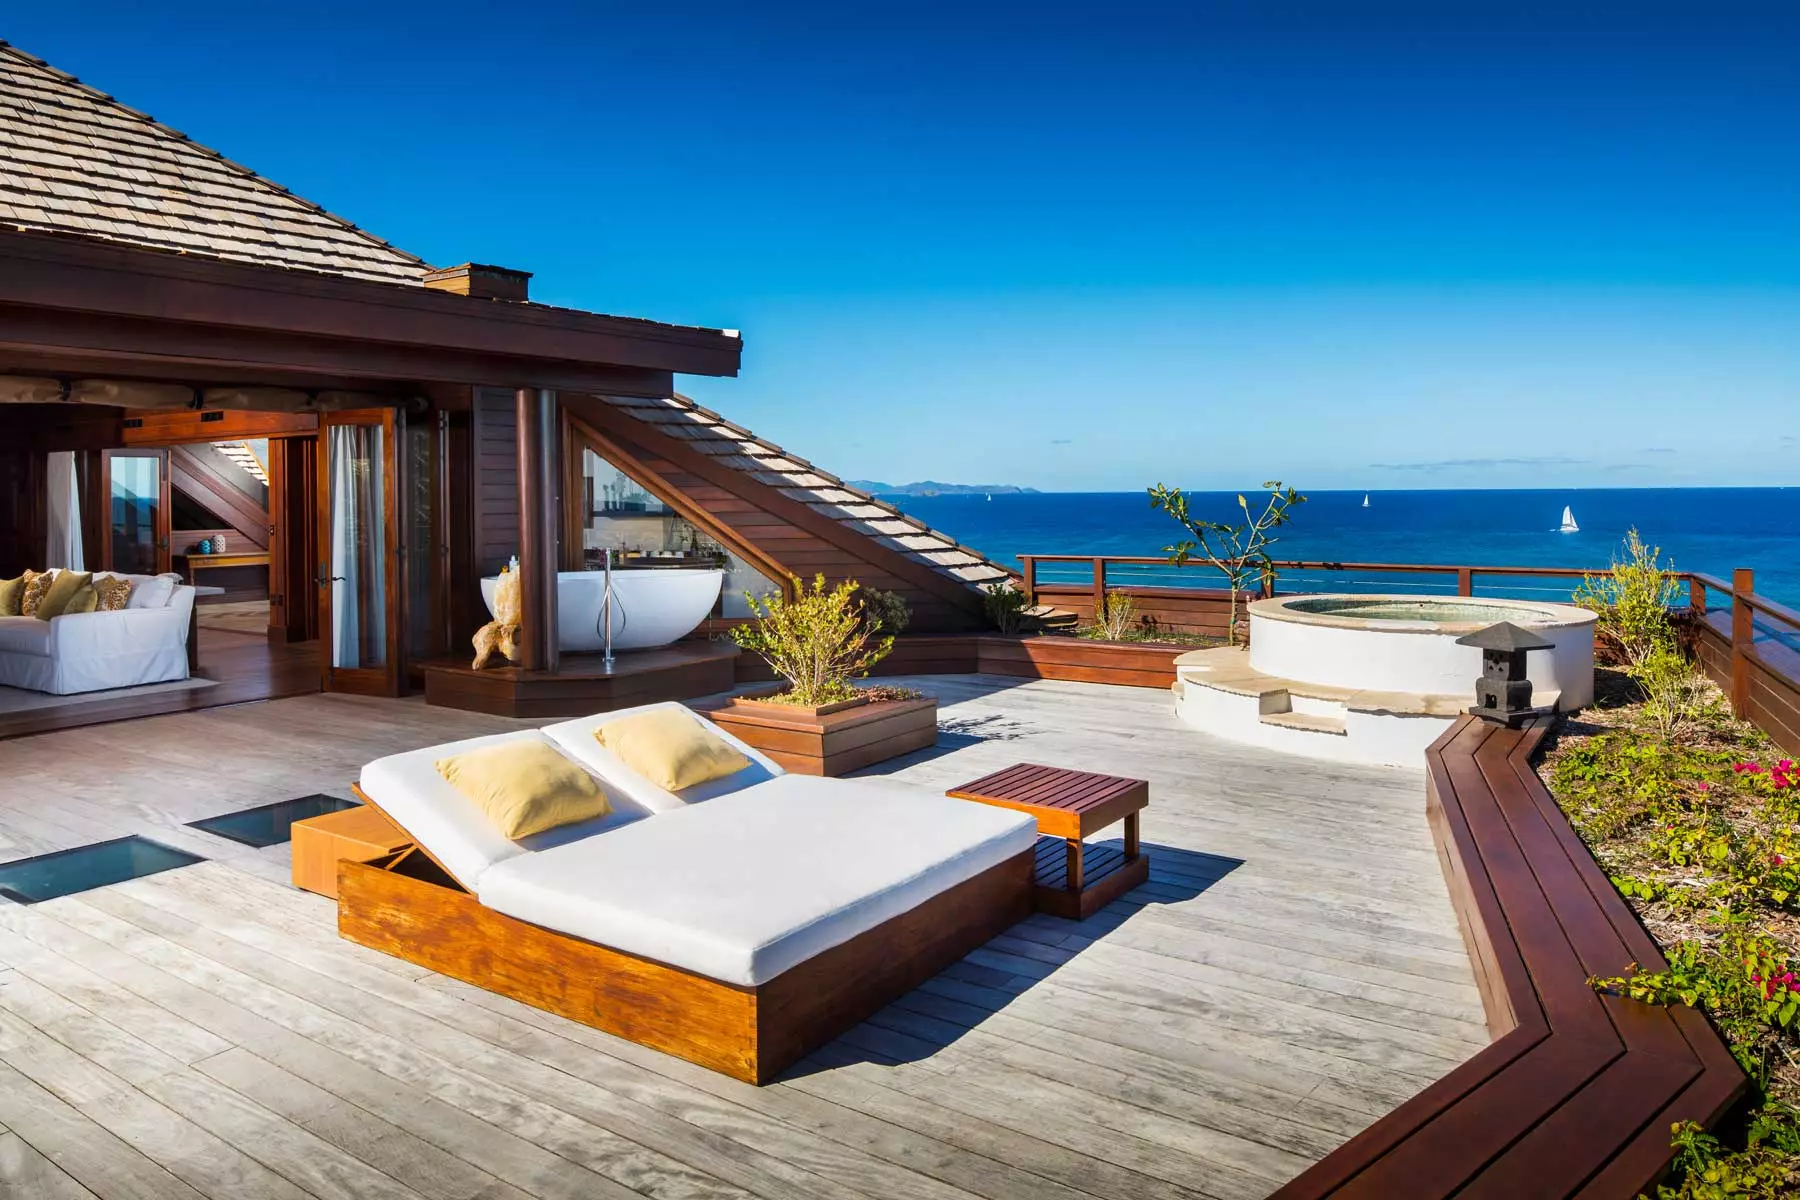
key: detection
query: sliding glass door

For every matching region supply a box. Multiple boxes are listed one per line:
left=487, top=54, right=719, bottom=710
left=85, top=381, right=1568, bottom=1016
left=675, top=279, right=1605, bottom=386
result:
left=316, top=411, right=401, bottom=695
left=103, top=449, right=170, bottom=575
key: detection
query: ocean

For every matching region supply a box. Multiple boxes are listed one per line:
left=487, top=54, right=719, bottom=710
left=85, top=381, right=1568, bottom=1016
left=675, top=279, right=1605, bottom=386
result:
left=877, top=488, right=1800, bottom=610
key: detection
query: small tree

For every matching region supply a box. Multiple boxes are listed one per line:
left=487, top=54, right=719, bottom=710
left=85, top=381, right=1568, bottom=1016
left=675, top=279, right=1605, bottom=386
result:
left=1094, top=591, right=1137, bottom=640
left=731, top=575, right=893, bottom=706
left=1148, top=481, right=1306, bottom=646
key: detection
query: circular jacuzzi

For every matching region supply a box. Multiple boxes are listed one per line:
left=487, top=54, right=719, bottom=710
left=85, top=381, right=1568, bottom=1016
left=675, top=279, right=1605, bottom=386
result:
left=1248, top=593, right=1597, bottom=708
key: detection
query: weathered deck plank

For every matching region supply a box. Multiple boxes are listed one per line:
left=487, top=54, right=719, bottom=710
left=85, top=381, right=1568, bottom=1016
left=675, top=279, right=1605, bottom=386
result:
left=0, top=675, right=1485, bottom=1199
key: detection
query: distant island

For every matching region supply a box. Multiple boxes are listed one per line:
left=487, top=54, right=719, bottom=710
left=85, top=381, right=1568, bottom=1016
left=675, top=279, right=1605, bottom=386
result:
left=848, top=480, right=1041, bottom=496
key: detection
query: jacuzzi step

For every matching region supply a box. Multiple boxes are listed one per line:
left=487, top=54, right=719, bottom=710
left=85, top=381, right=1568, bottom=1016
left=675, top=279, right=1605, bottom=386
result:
left=1259, top=710, right=1347, bottom=736
left=1174, top=647, right=1466, bottom=718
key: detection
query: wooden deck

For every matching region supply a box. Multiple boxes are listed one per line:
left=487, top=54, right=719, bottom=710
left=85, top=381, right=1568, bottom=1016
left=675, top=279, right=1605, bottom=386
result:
left=0, top=675, right=1489, bottom=1200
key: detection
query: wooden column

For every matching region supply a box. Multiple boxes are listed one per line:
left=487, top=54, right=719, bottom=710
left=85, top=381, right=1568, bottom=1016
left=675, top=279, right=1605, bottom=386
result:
left=1019, top=557, right=1036, bottom=607
left=1456, top=567, right=1474, bottom=597
left=516, top=388, right=560, bottom=673
left=1091, top=557, right=1106, bottom=616
left=1689, top=575, right=1708, bottom=617
left=1730, top=568, right=1754, bottom=719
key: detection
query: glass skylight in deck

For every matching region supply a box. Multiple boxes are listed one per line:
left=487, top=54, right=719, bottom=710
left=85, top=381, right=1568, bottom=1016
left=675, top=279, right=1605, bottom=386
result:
left=187, top=793, right=356, bottom=848
left=0, top=836, right=202, bottom=904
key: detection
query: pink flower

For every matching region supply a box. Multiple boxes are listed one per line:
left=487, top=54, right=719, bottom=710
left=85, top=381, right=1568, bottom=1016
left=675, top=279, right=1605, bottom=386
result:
left=1775, top=773, right=1792, bottom=789
left=1773, top=854, right=1787, bottom=866
left=1697, top=783, right=1713, bottom=792
left=1779, top=760, right=1794, bottom=771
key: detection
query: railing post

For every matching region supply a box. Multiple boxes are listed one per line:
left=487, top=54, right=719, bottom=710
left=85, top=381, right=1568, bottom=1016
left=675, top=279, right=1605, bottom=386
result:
left=1689, top=575, right=1706, bottom=616
left=1731, top=567, right=1754, bottom=719
left=1456, top=567, right=1473, bottom=597
left=1020, top=557, right=1036, bottom=607
left=1091, top=557, right=1106, bottom=619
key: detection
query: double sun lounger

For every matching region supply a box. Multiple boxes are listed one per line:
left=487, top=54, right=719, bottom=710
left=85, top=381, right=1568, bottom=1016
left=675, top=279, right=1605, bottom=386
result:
left=347, top=702, right=1039, bottom=1083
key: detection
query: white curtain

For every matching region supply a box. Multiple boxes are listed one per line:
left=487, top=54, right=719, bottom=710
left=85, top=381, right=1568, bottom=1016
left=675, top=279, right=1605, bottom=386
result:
left=44, top=451, right=84, bottom=571
left=328, top=426, right=385, bottom=669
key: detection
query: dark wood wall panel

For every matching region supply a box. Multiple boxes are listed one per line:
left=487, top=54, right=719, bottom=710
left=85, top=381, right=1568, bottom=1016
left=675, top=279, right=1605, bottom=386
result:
left=0, top=445, right=45, bottom=577
left=471, top=387, right=520, bottom=577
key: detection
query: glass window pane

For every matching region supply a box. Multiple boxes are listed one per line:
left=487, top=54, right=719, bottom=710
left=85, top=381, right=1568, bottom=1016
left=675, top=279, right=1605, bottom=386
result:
left=579, top=446, right=777, bottom=617
left=109, top=455, right=160, bottom=574
left=328, top=425, right=387, bottom=669
left=406, top=422, right=432, bottom=659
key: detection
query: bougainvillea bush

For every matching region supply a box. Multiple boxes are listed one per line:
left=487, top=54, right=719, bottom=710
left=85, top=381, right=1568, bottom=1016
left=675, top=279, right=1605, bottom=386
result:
left=1546, top=688, right=1800, bottom=1197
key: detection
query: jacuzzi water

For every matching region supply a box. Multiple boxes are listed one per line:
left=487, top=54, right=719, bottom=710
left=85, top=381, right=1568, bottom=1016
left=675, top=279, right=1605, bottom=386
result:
left=1284, top=597, right=1560, bottom=624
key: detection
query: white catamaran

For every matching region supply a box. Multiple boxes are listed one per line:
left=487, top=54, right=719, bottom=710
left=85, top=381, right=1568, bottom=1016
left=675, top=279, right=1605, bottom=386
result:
left=1557, top=505, right=1579, bottom=533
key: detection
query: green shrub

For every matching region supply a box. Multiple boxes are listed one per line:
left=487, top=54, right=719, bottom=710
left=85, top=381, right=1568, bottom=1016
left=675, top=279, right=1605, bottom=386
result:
left=731, top=575, right=893, bottom=706
left=1575, top=528, right=1682, bottom=671
left=861, top=588, right=911, bottom=636
left=983, top=581, right=1029, bottom=634
left=1148, top=480, right=1306, bottom=646
left=1092, top=592, right=1137, bottom=640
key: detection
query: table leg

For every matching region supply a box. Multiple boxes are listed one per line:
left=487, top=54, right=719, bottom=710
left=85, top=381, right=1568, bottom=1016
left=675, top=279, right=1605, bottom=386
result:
left=1065, top=838, right=1084, bottom=892
left=1125, top=812, right=1140, bottom=861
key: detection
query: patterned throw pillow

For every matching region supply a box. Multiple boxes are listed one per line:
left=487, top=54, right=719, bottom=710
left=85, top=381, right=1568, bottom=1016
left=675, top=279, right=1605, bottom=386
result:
left=94, top=575, right=134, bottom=612
left=19, top=570, right=53, bottom=617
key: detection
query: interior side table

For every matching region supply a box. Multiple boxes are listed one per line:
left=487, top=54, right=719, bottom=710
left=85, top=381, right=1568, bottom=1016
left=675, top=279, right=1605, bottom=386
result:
left=947, top=763, right=1150, bottom=920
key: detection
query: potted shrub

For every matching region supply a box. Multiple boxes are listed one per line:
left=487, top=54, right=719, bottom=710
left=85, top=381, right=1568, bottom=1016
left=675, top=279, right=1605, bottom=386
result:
left=704, top=575, right=938, bottom=775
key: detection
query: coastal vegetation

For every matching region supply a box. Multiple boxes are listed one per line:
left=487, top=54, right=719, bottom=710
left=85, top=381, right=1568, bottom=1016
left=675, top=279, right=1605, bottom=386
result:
left=1544, top=536, right=1800, bottom=1197
left=982, top=580, right=1030, bottom=633
left=731, top=575, right=895, bottom=706
left=1147, top=480, right=1307, bottom=646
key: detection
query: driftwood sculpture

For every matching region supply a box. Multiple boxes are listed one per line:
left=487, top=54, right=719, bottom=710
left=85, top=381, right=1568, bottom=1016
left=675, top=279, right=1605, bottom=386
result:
left=472, top=567, right=521, bottom=669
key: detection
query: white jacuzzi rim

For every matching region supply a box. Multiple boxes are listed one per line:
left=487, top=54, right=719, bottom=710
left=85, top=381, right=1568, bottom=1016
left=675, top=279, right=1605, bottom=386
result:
left=1249, top=593, right=1597, bottom=636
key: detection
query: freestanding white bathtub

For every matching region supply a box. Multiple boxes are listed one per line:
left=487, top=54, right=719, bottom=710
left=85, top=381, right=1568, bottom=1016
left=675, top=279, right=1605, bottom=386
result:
left=480, top=568, right=724, bottom=652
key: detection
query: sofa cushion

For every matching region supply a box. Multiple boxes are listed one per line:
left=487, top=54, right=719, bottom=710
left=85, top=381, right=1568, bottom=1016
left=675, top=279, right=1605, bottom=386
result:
left=359, top=730, right=653, bottom=888
left=0, top=616, right=53, bottom=655
left=35, top=571, right=92, bottom=620
left=94, top=572, right=178, bottom=609
left=20, top=570, right=53, bottom=617
left=61, top=585, right=99, bottom=615
left=0, top=574, right=22, bottom=616
left=475, top=774, right=1039, bottom=986
left=542, top=703, right=783, bottom=814
left=93, top=576, right=134, bottom=612
left=434, top=740, right=610, bottom=839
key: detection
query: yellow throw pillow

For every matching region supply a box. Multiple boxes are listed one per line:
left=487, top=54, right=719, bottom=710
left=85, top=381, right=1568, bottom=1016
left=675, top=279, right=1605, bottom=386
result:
left=61, top=585, right=99, bottom=615
left=94, top=576, right=134, bottom=612
left=35, top=570, right=92, bottom=620
left=596, top=708, right=752, bottom=792
left=0, top=574, right=22, bottom=616
left=19, top=570, right=53, bottom=617
left=434, top=740, right=609, bottom=839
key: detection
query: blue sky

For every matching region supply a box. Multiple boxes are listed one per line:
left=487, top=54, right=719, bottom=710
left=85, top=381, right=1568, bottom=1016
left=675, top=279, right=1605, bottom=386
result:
left=10, top=3, right=1800, bottom=489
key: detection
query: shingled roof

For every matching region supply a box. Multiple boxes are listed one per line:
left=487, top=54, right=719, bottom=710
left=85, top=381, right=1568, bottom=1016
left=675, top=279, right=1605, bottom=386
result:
left=0, top=42, right=429, bottom=284
left=605, top=394, right=1015, bottom=592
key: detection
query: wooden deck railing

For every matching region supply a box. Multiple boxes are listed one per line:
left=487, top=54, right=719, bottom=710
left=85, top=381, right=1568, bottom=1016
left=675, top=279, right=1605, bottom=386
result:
left=1015, top=553, right=1800, bottom=753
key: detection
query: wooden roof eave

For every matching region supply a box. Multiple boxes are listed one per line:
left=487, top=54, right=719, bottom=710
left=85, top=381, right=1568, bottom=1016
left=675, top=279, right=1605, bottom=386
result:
left=0, top=227, right=742, bottom=383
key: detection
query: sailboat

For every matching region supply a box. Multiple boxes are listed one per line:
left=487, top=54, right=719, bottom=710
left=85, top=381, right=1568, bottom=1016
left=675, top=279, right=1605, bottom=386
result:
left=1362, top=493, right=1370, bottom=508
left=1557, top=505, right=1579, bottom=533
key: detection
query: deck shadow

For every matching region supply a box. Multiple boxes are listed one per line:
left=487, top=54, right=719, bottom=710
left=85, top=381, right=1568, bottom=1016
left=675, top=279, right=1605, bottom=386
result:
left=781, top=841, right=1244, bottom=1081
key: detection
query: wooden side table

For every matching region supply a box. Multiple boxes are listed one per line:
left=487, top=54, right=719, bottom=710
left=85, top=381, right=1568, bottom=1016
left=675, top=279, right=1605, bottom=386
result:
left=948, top=763, right=1150, bottom=920
left=291, top=805, right=413, bottom=899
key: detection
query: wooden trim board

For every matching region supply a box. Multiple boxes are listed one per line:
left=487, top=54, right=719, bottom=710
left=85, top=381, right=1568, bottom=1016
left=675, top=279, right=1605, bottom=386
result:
left=336, top=848, right=1034, bottom=1084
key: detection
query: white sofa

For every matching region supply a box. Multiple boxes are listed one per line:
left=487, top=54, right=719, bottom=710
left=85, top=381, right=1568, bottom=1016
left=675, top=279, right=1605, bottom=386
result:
left=358, top=702, right=1038, bottom=987
left=0, top=570, right=196, bottom=695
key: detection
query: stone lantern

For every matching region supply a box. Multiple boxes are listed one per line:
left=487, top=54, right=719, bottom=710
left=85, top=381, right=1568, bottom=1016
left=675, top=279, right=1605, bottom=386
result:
left=1455, top=622, right=1554, bottom=727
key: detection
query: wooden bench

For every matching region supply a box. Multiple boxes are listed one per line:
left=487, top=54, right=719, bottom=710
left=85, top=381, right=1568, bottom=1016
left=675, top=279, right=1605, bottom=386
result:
left=1273, top=714, right=1746, bottom=1199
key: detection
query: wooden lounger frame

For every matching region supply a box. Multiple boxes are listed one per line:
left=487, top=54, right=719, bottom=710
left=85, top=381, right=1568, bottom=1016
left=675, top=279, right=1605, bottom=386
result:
left=339, top=785, right=1034, bottom=1083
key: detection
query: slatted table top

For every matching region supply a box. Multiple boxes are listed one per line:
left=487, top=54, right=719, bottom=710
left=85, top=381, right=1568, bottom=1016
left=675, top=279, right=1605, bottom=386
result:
left=947, top=762, right=1149, bottom=840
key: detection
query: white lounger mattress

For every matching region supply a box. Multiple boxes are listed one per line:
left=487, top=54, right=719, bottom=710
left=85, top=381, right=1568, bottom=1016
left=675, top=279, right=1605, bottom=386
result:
left=476, top=773, right=1038, bottom=986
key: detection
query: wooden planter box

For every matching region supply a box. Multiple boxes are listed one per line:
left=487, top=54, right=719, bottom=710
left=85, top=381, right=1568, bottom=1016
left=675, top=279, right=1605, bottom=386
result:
left=973, top=634, right=1188, bottom=689
left=699, top=691, right=940, bottom=776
